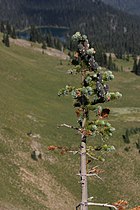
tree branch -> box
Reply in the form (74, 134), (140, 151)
(86, 152), (98, 160)
(87, 202), (118, 209)
(57, 123), (78, 129)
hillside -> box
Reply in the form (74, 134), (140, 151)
(0, 34), (140, 209)
(0, 34), (79, 210)
(1, 0), (140, 55)
(9, 38), (68, 60)
(102, 0), (140, 16)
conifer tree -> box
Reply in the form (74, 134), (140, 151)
(11, 26), (16, 39)
(2, 32), (10, 47)
(108, 53), (114, 70)
(46, 32), (55, 48)
(136, 59), (140, 75)
(2, 33), (6, 43)
(5, 33), (10, 47)
(42, 41), (47, 49)
(57, 32), (122, 210)
(0, 21), (5, 33)
(29, 25), (38, 42)
(132, 57), (138, 74)
(6, 21), (12, 35)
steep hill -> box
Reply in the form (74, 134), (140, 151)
(0, 34), (140, 209)
(0, 34), (79, 210)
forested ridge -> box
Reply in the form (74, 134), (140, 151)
(0, 0), (140, 54)
(102, 0), (140, 16)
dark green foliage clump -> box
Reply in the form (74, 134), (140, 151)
(132, 57), (140, 76)
(122, 129), (130, 143)
(123, 128), (140, 151)
(58, 32), (122, 146)
(2, 32), (10, 47)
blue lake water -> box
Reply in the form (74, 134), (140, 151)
(17, 26), (69, 41)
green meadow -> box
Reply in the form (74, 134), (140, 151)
(0, 35), (140, 209)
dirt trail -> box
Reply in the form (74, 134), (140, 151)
(10, 38), (69, 60)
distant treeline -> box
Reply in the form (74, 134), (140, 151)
(1, 0), (140, 55)
(1, 20), (140, 76)
(0, 21), (63, 51)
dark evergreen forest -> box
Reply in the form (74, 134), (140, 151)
(102, 0), (140, 16)
(0, 0), (140, 55)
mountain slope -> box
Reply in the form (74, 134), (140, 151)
(0, 33), (79, 210)
(0, 34), (140, 209)
(1, 0), (140, 27)
(102, 0), (140, 16)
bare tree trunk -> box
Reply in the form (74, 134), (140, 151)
(80, 71), (88, 210)
(80, 135), (88, 210)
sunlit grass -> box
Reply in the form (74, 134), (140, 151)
(0, 34), (140, 209)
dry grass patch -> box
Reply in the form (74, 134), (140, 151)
(19, 166), (78, 210)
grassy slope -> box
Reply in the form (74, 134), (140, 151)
(0, 35), (140, 209)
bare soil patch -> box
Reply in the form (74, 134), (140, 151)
(10, 38), (69, 60)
